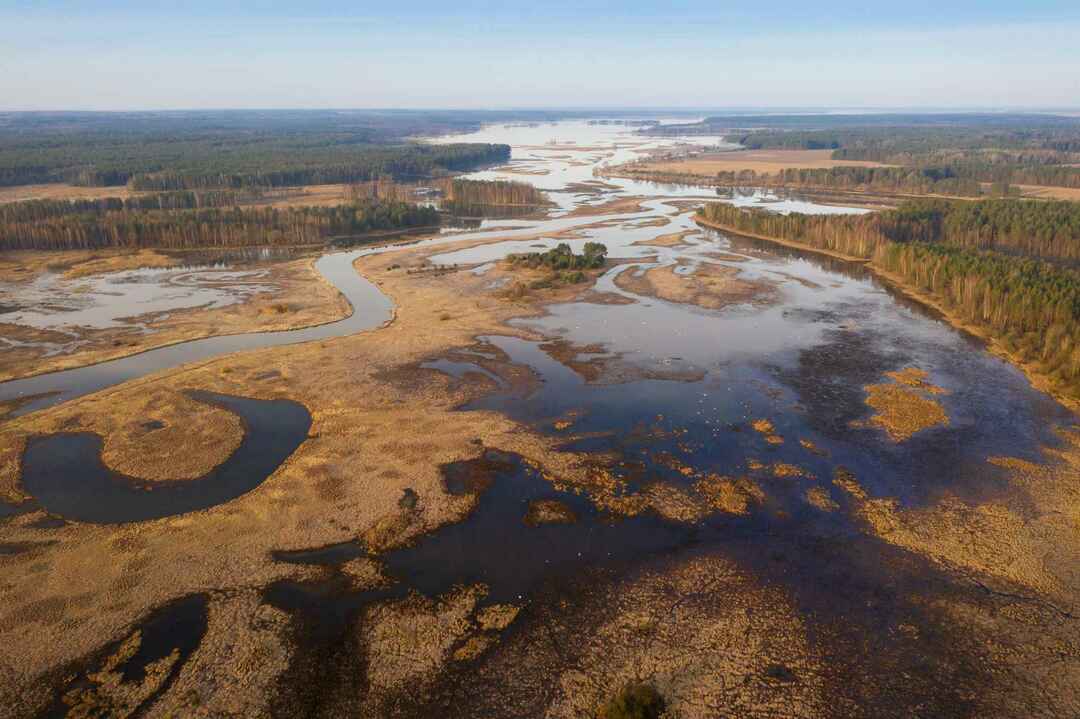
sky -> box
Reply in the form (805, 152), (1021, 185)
(1, 0), (1079, 111)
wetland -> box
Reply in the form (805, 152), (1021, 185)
(1, 118), (1078, 718)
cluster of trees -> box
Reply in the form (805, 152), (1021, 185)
(442, 178), (545, 207)
(698, 200), (1080, 396)
(509, 242), (608, 275)
(340, 177), (548, 215)
(0, 200), (439, 251)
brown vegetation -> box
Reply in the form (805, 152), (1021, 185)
(613, 261), (776, 310)
(856, 370), (950, 442)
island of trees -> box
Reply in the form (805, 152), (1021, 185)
(508, 242), (609, 286)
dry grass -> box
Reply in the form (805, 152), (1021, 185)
(694, 474), (765, 515)
(614, 261), (776, 311)
(851, 429), (1080, 608)
(633, 230), (698, 248)
(858, 370), (949, 442)
(62, 250), (179, 279)
(0, 184), (140, 204)
(1015, 184), (1080, 201)
(101, 392), (244, 481)
(629, 149), (888, 176)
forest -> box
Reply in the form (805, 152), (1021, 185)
(0, 199), (439, 251)
(642, 114), (1080, 194)
(0, 111), (512, 189)
(0, 109), (712, 190)
(0, 177), (552, 251)
(698, 200), (1080, 398)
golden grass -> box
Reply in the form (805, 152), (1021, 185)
(629, 149), (888, 176)
(100, 392), (243, 481)
(0, 184), (140, 204)
(632, 230), (697, 248)
(613, 261), (775, 311)
(1015, 184), (1080, 201)
(62, 250), (179, 279)
(805, 487), (839, 512)
(859, 370), (949, 442)
(694, 474), (765, 515)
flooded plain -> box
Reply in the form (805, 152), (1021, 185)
(3, 119), (1078, 717)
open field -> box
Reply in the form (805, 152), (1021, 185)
(0, 183), (142, 204)
(1014, 184), (1080, 200)
(0, 183), (351, 208)
(629, 149), (890, 175)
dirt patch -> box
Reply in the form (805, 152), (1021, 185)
(633, 230), (698, 248)
(62, 250), (179, 280)
(614, 261), (776, 310)
(0, 184), (141, 204)
(621, 149), (888, 177)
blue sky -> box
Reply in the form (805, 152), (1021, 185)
(2, 1), (1079, 110)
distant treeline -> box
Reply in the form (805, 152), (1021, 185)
(0, 113), (509, 190)
(122, 145), (509, 191)
(699, 200), (1080, 397)
(730, 124), (1080, 190)
(0, 190), (269, 222)
(638, 114), (1080, 193)
(0, 200), (439, 251)
(0, 108), (706, 191)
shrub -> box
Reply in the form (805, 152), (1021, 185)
(597, 682), (666, 719)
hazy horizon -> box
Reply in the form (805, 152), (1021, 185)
(3, 1), (1079, 112)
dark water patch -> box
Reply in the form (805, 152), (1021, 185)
(27, 515), (67, 529)
(769, 327), (909, 438)
(421, 359), (506, 388)
(39, 594), (209, 719)
(428, 525), (1024, 719)
(399, 487), (419, 510)
(19, 391), (311, 524)
(0, 539), (55, 555)
(272, 541), (366, 566)
(0, 499), (28, 520)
